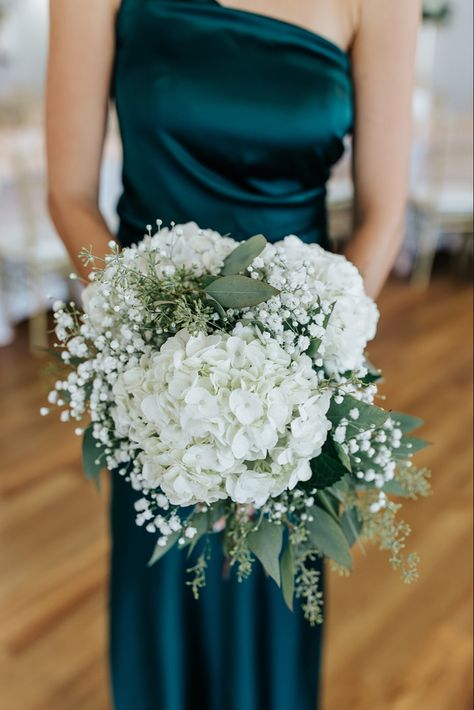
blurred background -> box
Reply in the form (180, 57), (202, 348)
(0, 1), (472, 709)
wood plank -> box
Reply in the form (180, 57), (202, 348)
(0, 273), (471, 710)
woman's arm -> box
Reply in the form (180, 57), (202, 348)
(46, 0), (119, 280)
(344, 0), (421, 298)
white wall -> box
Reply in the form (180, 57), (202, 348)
(0, 0), (48, 100)
(433, 0), (474, 110)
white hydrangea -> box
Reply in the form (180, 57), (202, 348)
(146, 221), (236, 276)
(111, 325), (331, 508)
(247, 235), (379, 374)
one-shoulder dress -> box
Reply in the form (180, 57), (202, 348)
(111, 2), (353, 708)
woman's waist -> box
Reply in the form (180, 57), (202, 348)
(116, 187), (329, 247)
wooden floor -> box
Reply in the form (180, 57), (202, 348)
(0, 272), (472, 710)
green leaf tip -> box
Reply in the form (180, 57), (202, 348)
(221, 234), (267, 276)
(203, 274), (279, 309)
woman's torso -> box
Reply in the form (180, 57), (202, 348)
(113, 0), (353, 247)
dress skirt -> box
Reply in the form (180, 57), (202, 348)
(109, 472), (325, 710)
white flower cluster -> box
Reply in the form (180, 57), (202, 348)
(334, 411), (403, 505)
(40, 222), (431, 610)
(44, 222), (384, 523)
(45, 223), (238, 468)
(112, 326), (331, 508)
(82, 222), (236, 337)
(245, 236), (379, 374)
(149, 221), (236, 276)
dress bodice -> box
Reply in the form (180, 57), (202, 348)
(113, 0), (353, 247)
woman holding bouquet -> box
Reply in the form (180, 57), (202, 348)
(46, 1), (420, 708)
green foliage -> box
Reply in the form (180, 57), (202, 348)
(224, 506), (255, 581)
(82, 425), (107, 488)
(385, 464), (432, 500)
(328, 394), (388, 432)
(203, 274), (279, 309)
(247, 518), (284, 586)
(390, 412), (424, 433)
(306, 507), (352, 570)
(332, 439), (352, 472)
(173, 294), (215, 335)
(294, 553), (324, 625)
(305, 304), (335, 358)
(206, 296), (227, 322)
(200, 274), (218, 287)
(280, 543), (295, 611)
(340, 507), (363, 548)
(357, 496), (419, 581)
(310, 435), (352, 489)
(306, 338), (322, 358)
(148, 532), (180, 566)
(310, 453), (348, 488)
(185, 510), (211, 556)
(221, 234), (267, 275)
(393, 435), (430, 459)
(359, 368), (383, 385)
(381, 480), (412, 497)
(186, 546), (210, 599)
(207, 501), (228, 527)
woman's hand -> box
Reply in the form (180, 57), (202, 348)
(46, 0), (120, 279)
(344, 0), (421, 299)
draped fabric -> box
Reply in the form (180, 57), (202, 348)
(111, 2), (353, 707)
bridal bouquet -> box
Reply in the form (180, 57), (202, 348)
(43, 222), (431, 624)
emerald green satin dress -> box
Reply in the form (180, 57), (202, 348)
(111, 2), (353, 708)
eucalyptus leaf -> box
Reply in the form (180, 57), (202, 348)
(201, 274), (219, 287)
(221, 234), (267, 275)
(393, 435), (430, 458)
(310, 453), (347, 489)
(340, 508), (363, 548)
(204, 275), (279, 309)
(390, 412), (425, 433)
(82, 425), (107, 488)
(328, 394), (388, 431)
(306, 507), (352, 570)
(330, 473), (352, 496)
(315, 490), (339, 520)
(332, 439), (352, 472)
(208, 501), (227, 527)
(324, 435), (352, 472)
(186, 510), (211, 556)
(206, 296), (227, 321)
(148, 531), (180, 566)
(306, 338), (321, 358)
(280, 542), (295, 611)
(248, 518), (283, 586)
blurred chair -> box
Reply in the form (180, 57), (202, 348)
(0, 99), (71, 348)
(409, 106), (473, 287)
(0, 100), (122, 348)
(408, 19), (473, 286)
